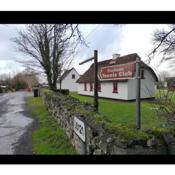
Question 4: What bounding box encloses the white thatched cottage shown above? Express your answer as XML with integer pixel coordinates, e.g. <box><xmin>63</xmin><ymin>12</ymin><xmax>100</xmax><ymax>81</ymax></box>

<box><xmin>76</xmin><ymin>53</ymin><xmax>158</xmax><ymax>100</ymax></box>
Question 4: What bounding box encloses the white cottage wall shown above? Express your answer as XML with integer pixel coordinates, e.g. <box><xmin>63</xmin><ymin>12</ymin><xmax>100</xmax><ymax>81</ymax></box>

<box><xmin>57</xmin><ymin>69</ymin><xmax>80</xmax><ymax>91</ymax></box>
<box><xmin>127</xmin><ymin>69</ymin><xmax>156</xmax><ymax>100</ymax></box>
<box><xmin>100</xmin><ymin>82</ymin><xmax>128</xmax><ymax>100</ymax></box>
<box><xmin>77</xmin><ymin>82</ymin><xmax>128</xmax><ymax>100</ymax></box>
<box><xmin>77</xmin><ymin>84</ymin><xmax>94</xmax><ymax>96</ymax></box>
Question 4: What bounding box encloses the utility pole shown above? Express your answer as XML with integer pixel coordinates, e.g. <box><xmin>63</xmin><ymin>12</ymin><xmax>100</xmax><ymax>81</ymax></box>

<box><xmin>79</xmin><ymin>50</ymin><xmax>99</xmax><ymax>112</ymax></box>
<box><xmin>136</xmin><ymin>56</ymin><xmax>141</xmax><ymax>129</ymax></box>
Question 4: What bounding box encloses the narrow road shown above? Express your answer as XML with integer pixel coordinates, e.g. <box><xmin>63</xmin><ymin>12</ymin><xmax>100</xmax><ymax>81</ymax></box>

<box><xmin>0</xmin><ymin>91</ymin><xmax>36</xmax><ymax>154</ymax></box>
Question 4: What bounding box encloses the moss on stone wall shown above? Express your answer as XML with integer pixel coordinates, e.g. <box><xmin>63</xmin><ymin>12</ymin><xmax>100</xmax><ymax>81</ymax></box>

<box><xmin>41</xmin><ymin>89</ymin><xmax>171</xmax><ymax>140</ymax></box>
<box><xmin>105</xmin><ymin>123</ymin><xmax>149</xmax><ymax>140</ymax></box>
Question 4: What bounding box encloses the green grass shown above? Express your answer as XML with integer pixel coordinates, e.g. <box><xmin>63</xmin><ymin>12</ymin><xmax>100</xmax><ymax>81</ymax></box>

<box><xmin>70</xmin><ymin>92</ymin><xmax>167</xmax><ymax>130</ymax></box>
<box><xmin>27</xmin><ymin>96</ymin><xmax>76</xmax><ymax>155</ymax></box>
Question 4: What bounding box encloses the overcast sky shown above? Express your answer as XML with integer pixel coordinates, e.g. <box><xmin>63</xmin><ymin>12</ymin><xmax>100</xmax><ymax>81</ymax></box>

<box><xmin>0</xmin><ymin>24</ymin><xmax>173</xmax><ymax>82</ymax></box>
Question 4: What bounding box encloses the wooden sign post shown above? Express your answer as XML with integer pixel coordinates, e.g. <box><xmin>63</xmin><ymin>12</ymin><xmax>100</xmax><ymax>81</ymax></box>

<box><xmin>94</xmin><ymin>50</ymin><xmax>99</xmax><ymax>112</ymax></box>
<box><xmin>79</xmin><ymin>50</ymin><xmax>99</xmax><ymax>112</ymax></box>
<box><xmin>136</xmin><ymin>56</ymin><xmax>141</xmax><ymax>129</ymax></box>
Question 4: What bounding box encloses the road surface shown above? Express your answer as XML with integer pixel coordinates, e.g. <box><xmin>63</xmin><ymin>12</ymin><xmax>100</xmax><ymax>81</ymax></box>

<box><xmin>0</xmin><ymin>91</ymin><xmax>37</xmax><ymax>154</ymax></box>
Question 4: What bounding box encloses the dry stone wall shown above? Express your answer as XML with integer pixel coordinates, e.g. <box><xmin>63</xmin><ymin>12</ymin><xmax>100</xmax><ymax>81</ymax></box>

<box><xmin>41</xmin><ymin>90</ymin><xmax>175</xmax><ymax>155</ymax></box>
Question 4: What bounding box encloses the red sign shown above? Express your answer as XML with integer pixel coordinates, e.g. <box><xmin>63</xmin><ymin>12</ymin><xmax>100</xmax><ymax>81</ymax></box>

<box><xmin>98</xmin><ymin>62</ymin><xmax>136</xmax><ymax>80</ymax></box>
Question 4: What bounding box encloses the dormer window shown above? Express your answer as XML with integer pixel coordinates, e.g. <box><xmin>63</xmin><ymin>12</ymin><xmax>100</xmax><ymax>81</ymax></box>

<box><xmin>72</xmin><ymin>74</ymin><xmax>75</xmax><ymax>79</ymax></box>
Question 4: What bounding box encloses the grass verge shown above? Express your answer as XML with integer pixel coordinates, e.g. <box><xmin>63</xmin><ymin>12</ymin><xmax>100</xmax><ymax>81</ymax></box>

<box><xmin>27</xmin><ymin>96</ymin><xmax>76</xmax><ymax>155</ymax></box>
<box><xmin>70</xmin><ymin>92</ymin><xmax>167</xmax><ymax>130</ymax></box>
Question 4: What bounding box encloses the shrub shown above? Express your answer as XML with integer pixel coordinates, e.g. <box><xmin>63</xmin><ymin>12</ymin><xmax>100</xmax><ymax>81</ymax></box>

<box><xmin>155</xmin><ymin>89</ymin><xmax>175</xmax><ymax>124</ymax></box>
<box><xmin>55</xmin><ymin>89</ymin><xmax>69</xmax><ymax>95</ymax></box>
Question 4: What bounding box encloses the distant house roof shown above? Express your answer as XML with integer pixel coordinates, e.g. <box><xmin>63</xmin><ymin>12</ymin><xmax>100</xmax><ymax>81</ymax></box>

<box><xmin>165</xmin><ymin>77</ymin><xmax>175</xmax><ymax>87</ymax></box>
<box><xmin>76</xmin><ymin>53</ymin><xmax>158</xmax><ymax>83</ymax></box>
<box><xmin>60</xmin><ymin>69</ymin><xmax>73</xmax><ymax>81</ymax></box>
<box><xmin>0</xmin><ymin>85</ymin><xmax>7</xmax><ymax>88</ymax></box>
<box><xmin>165</xmin><ymin>77</ymin><xmax>175</xmax><ymax>81</ymax></box>
<box><xmin>59</xmin><ymin>68</ymin><xmax>79</xmax><ymax>81</ymax></box>
<box><xmin>0</xmin><ymin>80</ymin><xmax>8</xmax><ymax>87</ymax></box>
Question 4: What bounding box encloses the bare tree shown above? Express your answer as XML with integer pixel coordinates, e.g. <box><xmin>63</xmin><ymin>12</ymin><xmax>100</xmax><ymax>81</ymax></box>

<box><xmin>158</xmin><ymin>71</ymin><xmax>170</xmax><ymax>82</ymax></box>
<box><xmin>14</xmin><ymin>24</ymin><xmax>85</xmax><ymax>91</ymax></box>
<box><xmin>21</xmin><ymin>67</ymin><xmax>39</xmax><ymax>87</ymax></box>
<box><xmin>148</xmin><ymin>24</ymin><xmax>175</xmax><ymax>67</ymax></box>
<box><xmin>155</xmin><ymin>71</ymin><xmax>170</xmax><ymax>89</ymax></box>
<box><xmin>147</xmin><ymin>25</ymin><xmax>175</xmax><ymax>124</ymax></box>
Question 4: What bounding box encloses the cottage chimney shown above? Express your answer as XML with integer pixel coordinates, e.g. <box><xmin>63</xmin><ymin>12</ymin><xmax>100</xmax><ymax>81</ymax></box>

<box><xmin>112</xmin><ymin>53</ymin><xmax>120</xmax><ymax>59</ymax></box>
<box><xmin>109</xmin><ymin>53</ymin><xmax>120</xmax><ymax>64</ymax></box>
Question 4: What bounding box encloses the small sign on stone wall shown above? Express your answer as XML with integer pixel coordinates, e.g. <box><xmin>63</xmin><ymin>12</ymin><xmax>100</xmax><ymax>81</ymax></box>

<box><xmin>74</xmin><ymin>116</ymin><xmax>86</xmax><ymax>142</ymax></box>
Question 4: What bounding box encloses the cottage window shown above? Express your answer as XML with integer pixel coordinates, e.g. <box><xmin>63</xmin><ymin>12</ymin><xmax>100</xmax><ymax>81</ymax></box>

<box><xmin>90</xmin><ymin>83</ymin><xmax>93</xmax><ymax>91</ymax></box>
<box><xmin>141</xmin><ymin>70</ymin><xmax>144</xmax><ymax>79</ymax></box>
<box><xmin>84</xmin><ymin>83</ymin><xmax>87</xmax><ymax>91</ymax></box>
<box><xmin>72</xmin><ymin>74</ymin><xmax>75</xmax><ymax>79</ymax></box>
<box><xmin>98</xmin><ymin>82</ymin><xmax>101</xmax><ymax>92</ymax></box>
<box><xmin>113</xmin><ymin>82</ymin><xmax>118</xmax><ymax>93</ymax></box>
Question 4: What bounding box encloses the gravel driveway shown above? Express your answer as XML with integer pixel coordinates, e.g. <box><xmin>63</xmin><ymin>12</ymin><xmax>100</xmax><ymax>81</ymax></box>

<box><xmin>0</xmin><ymin>91</ymin><xmax>37</xmax><ymax>154</ymax></box>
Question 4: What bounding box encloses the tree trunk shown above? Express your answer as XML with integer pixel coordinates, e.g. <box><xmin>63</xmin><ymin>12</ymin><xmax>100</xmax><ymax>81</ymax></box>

<box><xmin>60</xmin><ymin>80</ymin><xmax>62</xmax><ymax>90</ymax></box>
<box><xmin>52</xmin><ymin>81</ymin><xmax>57</xmax><ymax>91</ymax></box>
